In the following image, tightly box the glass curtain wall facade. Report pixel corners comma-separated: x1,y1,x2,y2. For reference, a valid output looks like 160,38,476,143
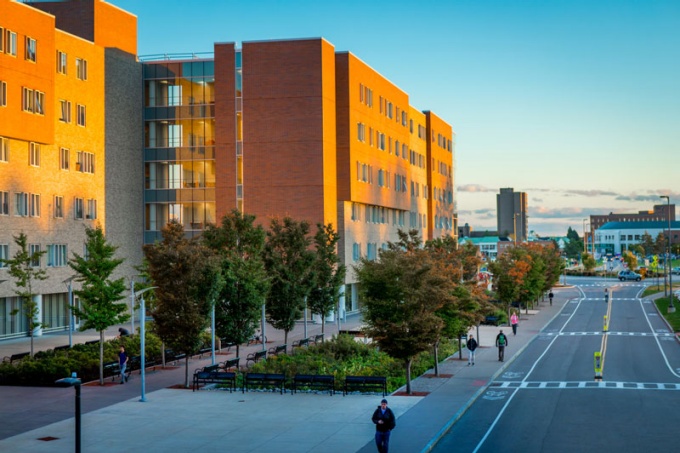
143,60,217,243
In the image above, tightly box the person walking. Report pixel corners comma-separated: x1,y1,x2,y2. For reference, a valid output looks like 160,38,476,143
496,330,508,362
372,398,396,453
510,312,519,336
548,290,554,306
466,334,478,366
118,346,129,384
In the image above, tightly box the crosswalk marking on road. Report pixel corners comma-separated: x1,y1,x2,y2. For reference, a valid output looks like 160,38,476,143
540,331,673,337
490,381,680,390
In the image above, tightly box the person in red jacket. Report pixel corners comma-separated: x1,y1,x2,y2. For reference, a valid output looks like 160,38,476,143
372,398,396,453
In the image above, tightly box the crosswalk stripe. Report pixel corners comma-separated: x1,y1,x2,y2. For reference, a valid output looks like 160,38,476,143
490,381,680,390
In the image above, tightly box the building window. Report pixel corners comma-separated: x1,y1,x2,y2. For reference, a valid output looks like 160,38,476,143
59,100,71,122
47,244,67,267
351,202,361,221
76,151,94,174
74,197,84,219
0,27,3,53
54,195,63,218
0,136,8,162
57,51,67,74
60,148,69,170
0,244,8,268
25,37,37,62
86,199,97,220
367,243,377,261
76,58,88,80
6,30,17,56
34,91,44,114
357,122,365,142
29,244,41,267
77,104,86,126
0,191,8,215
0,80,6,107
29,142,40,167
352,243,361,261
15,192,28,216
29,193,40,217
22,87,34,112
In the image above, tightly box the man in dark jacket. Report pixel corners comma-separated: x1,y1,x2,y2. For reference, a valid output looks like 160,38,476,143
467,334,478,366
496,330,508,362
372,398,396,453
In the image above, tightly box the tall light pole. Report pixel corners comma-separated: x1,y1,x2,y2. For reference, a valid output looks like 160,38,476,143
62,276,76,348
660,196,674,313
55,374,81,453
136,286,156,402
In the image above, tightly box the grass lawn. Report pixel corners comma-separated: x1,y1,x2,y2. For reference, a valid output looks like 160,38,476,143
655,296,680,332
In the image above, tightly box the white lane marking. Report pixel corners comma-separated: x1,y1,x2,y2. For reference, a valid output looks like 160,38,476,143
638,287,680,379
473,289,585,453
490,381,680,390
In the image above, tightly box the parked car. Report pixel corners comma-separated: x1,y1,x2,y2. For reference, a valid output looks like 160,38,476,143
671,267,680,276
618,270,642,281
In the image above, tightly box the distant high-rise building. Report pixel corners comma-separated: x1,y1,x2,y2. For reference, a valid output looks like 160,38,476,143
496,188,527,243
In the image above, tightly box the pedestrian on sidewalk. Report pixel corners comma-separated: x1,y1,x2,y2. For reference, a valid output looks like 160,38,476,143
496,330,508,362
372,398,396,453
466,334,478,366
118,346,128,384
510,312,519,336
549,290,554,306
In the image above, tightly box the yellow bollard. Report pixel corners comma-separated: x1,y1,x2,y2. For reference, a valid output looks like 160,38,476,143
603,315,608,332
594,351,603,380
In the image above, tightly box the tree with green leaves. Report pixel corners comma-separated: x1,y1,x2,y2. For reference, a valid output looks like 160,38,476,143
538,242,565,293
69,225,128,385
202,210,270,358
1,233,47,357
307,223,346,338
582,252,597,272
622,250,638,271
639,232,655,256
564,227,583,260
263,217,315,345
356,238,454,394
144,221,223,388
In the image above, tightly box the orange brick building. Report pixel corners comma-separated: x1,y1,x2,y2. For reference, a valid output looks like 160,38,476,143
0,0,140,339
143,38,456,314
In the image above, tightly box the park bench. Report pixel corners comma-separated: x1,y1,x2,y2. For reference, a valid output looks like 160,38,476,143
197,345,212,358
221,357,240,371
219,339,236,352
243,372,285,394
2,352,30,364
292,374,335,395
292,337,310,350
193,364,236,393
164,349,186,365
311,334,324,344
103,361,120,381
247,333,267,346
267,344,287,356
343,376,387,397
246,349,267,366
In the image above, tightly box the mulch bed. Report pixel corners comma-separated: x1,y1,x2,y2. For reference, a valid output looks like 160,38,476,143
167,384,193,390
422,373,453,378
393,390,430,397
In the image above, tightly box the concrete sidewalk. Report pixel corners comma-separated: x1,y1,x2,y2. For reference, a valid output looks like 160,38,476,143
0,288,580,452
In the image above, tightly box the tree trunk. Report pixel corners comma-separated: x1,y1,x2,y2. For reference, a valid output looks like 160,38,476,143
236,344,241,359
321,311,326,337
458,336,463,360
284,330,289,345
99,330,105,385
405,359,412,394
433,341,440,377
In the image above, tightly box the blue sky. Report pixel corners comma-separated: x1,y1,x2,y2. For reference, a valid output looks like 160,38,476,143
114,0,680,236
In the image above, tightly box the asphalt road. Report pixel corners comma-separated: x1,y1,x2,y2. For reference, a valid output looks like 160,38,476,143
433,277,680,453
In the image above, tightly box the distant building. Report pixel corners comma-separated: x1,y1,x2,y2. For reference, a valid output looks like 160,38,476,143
590,204,675,234
594,221,680,255
496,188,527,243
459,236,511,262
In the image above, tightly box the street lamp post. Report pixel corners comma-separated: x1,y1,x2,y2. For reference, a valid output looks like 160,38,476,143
62,276,76,348
660,196,674,313
135,286,156,402
55,374,81,453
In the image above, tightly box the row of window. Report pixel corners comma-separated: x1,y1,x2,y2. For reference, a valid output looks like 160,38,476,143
0,137,95,173
0,28,30,60
60,100,87,126
357,122,425,168
56,51,88,80
0,191,97,220
356,161,413,195
435,132,453,152
0,243,68,268
0,81,88,124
